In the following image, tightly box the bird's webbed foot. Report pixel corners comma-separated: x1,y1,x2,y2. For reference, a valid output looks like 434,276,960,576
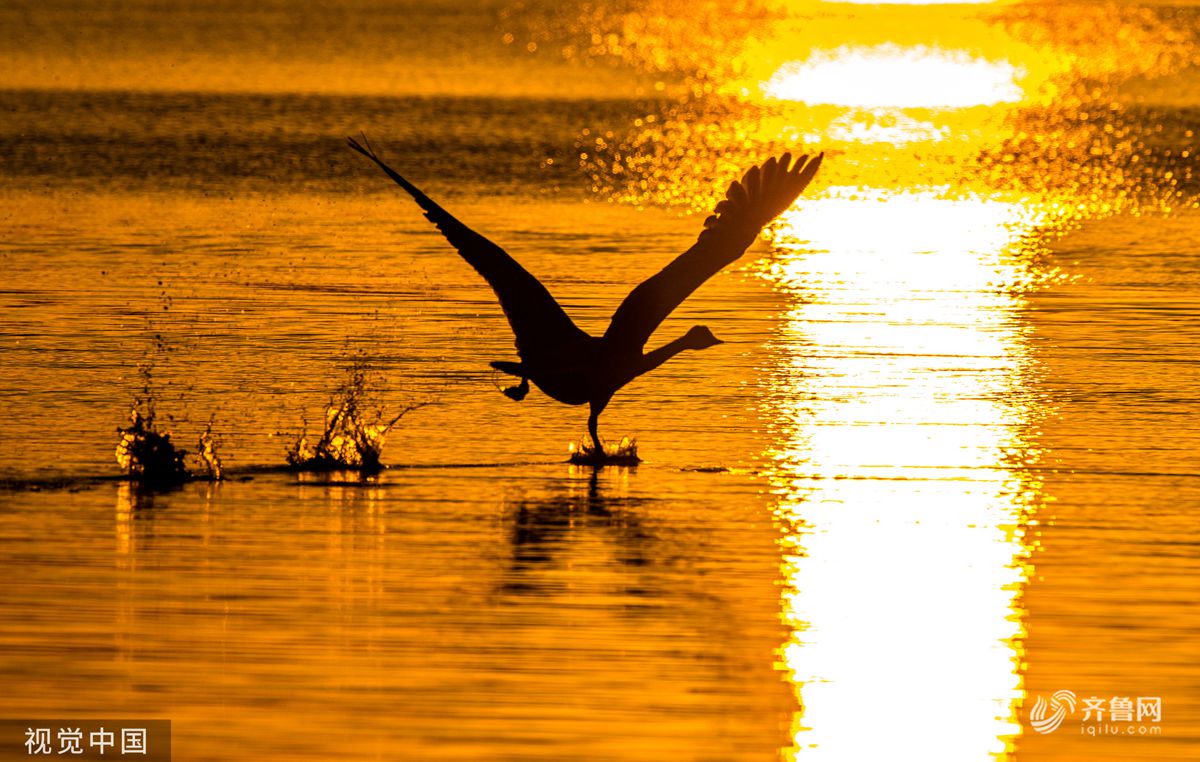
503,376,530,401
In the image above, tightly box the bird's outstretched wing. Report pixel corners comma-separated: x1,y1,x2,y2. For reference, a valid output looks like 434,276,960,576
603,153,823,351
348,136,587,358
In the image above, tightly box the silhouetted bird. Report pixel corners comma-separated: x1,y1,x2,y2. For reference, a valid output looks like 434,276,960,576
348,137,822,457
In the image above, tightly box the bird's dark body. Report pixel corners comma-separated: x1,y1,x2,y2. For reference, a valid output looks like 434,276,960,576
513,337,635,406
347,135,823,455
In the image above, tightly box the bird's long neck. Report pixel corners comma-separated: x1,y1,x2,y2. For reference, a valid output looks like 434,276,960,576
638,335,694,376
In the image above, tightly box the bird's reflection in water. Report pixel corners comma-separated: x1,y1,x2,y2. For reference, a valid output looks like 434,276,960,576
501,469,656,597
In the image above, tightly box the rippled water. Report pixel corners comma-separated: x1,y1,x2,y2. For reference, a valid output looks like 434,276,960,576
2,1,1199,760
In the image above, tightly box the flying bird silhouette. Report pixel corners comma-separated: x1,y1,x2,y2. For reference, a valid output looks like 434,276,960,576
348,136,822,458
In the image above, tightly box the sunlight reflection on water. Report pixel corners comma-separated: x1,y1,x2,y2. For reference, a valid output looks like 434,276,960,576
733,9,1108,757
763,192,1049,758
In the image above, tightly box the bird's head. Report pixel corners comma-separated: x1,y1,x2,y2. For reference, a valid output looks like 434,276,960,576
684,325,724,350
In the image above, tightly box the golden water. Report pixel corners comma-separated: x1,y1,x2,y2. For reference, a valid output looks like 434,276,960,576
2,1,1199,759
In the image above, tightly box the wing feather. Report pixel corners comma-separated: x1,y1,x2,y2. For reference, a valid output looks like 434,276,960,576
348,136,587,359
603,152,823,351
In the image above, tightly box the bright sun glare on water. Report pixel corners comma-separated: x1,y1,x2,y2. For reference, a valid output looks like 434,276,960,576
568,6,1121,752
764,44,1025,109
752,28,1065,757
764,193,1046,759
746,29,1062,757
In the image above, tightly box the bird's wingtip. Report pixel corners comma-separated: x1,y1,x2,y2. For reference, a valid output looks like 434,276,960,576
347,133,377,159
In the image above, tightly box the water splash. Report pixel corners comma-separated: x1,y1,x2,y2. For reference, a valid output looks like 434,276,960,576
115,406,190,485
114,408,224,485
568,436,641,467
286,353,427,473
115,357,223,485
196,420,223,481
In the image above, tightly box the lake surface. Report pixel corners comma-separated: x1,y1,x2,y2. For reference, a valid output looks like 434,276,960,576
1,1,1198,760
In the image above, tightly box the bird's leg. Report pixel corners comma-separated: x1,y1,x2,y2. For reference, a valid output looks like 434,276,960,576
587,404,603,456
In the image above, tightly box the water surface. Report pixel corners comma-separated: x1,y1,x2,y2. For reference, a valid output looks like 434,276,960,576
2,1,1199,760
